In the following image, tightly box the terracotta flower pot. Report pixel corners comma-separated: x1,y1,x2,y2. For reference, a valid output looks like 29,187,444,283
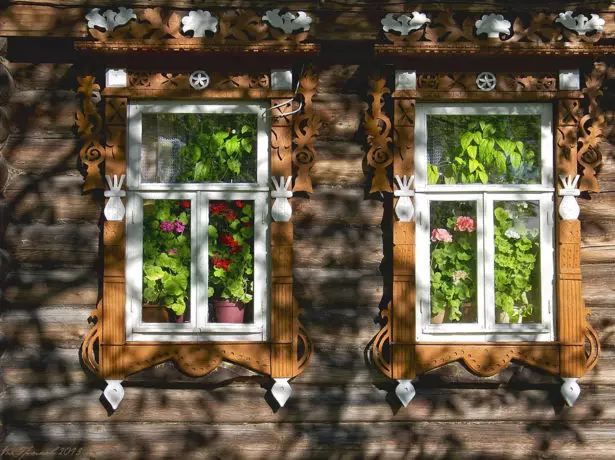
214,300,245,323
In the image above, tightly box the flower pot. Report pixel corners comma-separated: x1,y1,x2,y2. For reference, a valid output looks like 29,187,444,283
142,304,170,323
214,300,245,323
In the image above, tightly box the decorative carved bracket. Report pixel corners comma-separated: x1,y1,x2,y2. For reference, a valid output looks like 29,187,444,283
365,73,393,193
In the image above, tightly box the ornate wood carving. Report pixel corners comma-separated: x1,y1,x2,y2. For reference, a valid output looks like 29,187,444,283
79,71,313,387
75,76,105,191
383,12,606,45
292,67,320,193
365,73,393,193
86,8,309,43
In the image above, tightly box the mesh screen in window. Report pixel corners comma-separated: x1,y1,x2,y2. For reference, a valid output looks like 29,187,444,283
426,115,541,185
141,113,258,184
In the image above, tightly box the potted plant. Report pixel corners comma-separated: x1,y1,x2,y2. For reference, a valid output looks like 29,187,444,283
208,200,255,323
493,203,540,323
430,211,477,323
142,199,191,322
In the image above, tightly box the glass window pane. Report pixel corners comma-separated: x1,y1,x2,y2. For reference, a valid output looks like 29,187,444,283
141,113,258,183
208,200,255,324
142,199,192,323
426,115,541,185
493,201,541,324
430,201,478,324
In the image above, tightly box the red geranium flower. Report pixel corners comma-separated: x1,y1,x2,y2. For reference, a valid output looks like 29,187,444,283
220,234,239,248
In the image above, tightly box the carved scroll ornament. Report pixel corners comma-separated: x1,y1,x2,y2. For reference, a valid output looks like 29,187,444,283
75,76,105,191
292,67,320,193
364,74,393,193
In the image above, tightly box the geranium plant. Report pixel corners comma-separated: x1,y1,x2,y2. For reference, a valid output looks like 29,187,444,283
208,200,255,306
430,208,477,322
494,202,540,323
142,200,191,319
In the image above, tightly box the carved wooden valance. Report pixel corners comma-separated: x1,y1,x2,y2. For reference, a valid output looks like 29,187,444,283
74,8,319,56
77,66,320,409
367,66,603,407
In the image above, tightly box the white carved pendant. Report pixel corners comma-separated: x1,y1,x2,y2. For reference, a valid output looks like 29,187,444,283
271,176,293,222
103,380,125,410
104,174,126,221
394,175,415,222
86,8,136,31
395,380,416,407
556,11,605,36
181,10,218,37
381,12,431,35
262,9,312,34
558,175,581,221
561,378,581,407
271,378,292,407
475,14,511,38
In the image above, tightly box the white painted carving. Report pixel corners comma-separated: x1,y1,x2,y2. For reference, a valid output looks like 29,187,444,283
86,8,136,32
394,175,415,222
381,12,431,35
556,11,605,36
558,175,581,221
475,14,511,38
395,70,417,91
189,70,210,90
103,380,125,410
559,70,580,91
271,69,293,90
262,9,312,34
271,176,293,222
395,380,416,407
106,68,127,88
476,72,497,91
104,174,127,221
561,378,581,407
181,10,218,37
271,378,292,407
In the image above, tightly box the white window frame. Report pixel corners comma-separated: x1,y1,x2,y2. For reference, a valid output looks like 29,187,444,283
125,101,270,342
414,103,555,343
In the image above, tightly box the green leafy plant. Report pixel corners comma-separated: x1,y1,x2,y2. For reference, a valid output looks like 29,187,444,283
178,121,256,183
142,200,191,318
427,117,538,185
494,202,540,323
208,200,255,305
430,210,477,322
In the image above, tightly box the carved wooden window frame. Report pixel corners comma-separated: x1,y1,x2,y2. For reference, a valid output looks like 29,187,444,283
368,67,603,407
76,65,320,409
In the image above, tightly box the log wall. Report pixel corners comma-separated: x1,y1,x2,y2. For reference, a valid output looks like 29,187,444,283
1,5,615,458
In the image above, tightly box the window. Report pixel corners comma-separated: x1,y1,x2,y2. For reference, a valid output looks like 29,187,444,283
414,104,554,342
125,101,270,342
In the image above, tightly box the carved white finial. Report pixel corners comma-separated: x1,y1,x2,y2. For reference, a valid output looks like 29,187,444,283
475,14,511,39
104,174,126,221
381,12,431,35
271,378,292,407
262,9,312,34
556,11,605,36
395,380,416,407
271,176,293,222
103,380,125,410
558,175,581,221
86,8,136,32
181,10,218,37
561,378,581,407
394,175,415,222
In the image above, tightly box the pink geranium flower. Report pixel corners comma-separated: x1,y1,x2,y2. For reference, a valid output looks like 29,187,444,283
454,216,475,232
431,228,453,243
